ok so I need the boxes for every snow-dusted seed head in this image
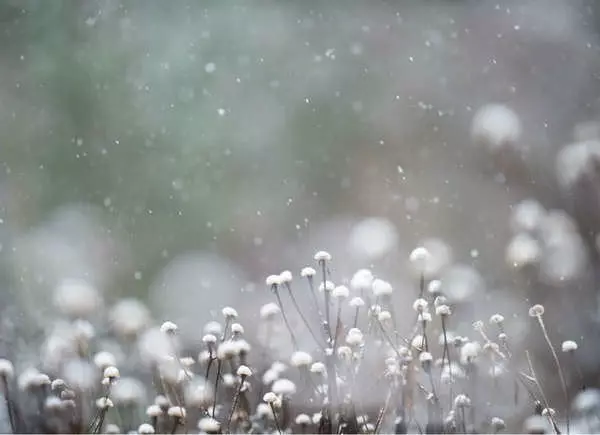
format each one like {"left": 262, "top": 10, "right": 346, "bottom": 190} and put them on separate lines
{"left": 409, "top": 246, "right": 432, "bottom": 272}
{"left": 377, "top": 311, "right": 391, "bottom": 322}
{"left": 542, "top": 408, "right": 556, "bottom": 417}
{"left": 310, "top": 362, "right": 326, "bottom": 374}
{"left": 411, "top": 335, "right": 425, "bottom": 352}
{"left": 202, "top": 334, "right": 217, "bottom": 345}
{"left": 460, "top": 342, "right": 481, "bottom": 364}
{"left": 419, "top": 352, "right": 433, "bottom": 364}
{"left": 337, "top": 346, "right": 352, "bottom": 359}
{"left": 231, "top": 323, "right": 244, "bottom": 335}
{"left": 266, "top": 274, "right": 282, "bottom": 287}
{"left": 412, "top": 298, "right": 428, "bottom": 313}
{"left": 435, "top": 304, "right": 451, "bottom": 316}
{"left": 96, "top": 397, "right": 114, "bottom": 409}
{"left": 491, "top": 417, "right": 505, "bottom": 431}
{"left": 346, "top": 328, "right": 364, "bottom": 346}
{"left": 350, "top": 269, "right": 374, "bottom": 291}
{"left": 222, "top": 306, "right": 238, "bottom": 319}
{"left": 418, "top": 312, "right": 432, "bottom": 323}
{"left": 0, "top": 359, "right": 14, "bottom": 379}
{"left": 138, "top": 423, "right": 155, "bottom": 434}
{"left": 300, "top": 267, "right": 316, "bottom": 278}
{"left": 51, "top": 378, "right": 65, "bottom": 391}
{"left": 272, "top": 378, "right": 296, "bottom": 396}
{"left": 263, "top": 392, "right": 278, "bottom": 404}
{"left": 295, "top": 413, "right": 311, "bottom": 425}
{"left": 291, "top": 351, "right": 313, "bottom": 368}
{"left": 562, "top": 340, "right": 578, "bottom": 353}
{"left": 203, "top": 321, "right": 222, "bottom": 336}
{"left": 93, "top": 351, "right": 117, "bottom": 370}
{"left": 160, "top": 321, "right": 178, "bottom": 334}
{"left": 427, "top": 280, "right": 442, "bottom": 294}
{"left": 372, "top": 279, "right": 393, "bottom": 296}
{"left": 332, "top": 285, "right": 350, "bottom": 299}
{"left": 314, "top": 250, "right": 332, "bottom": 262}
{"left": 168, "top": 406, "right": 186, "bottom": 419}
{"left": 454, "top": 394, "right": 471, "bottom": 408}
{"left": 489, "top": 314, "right": 505, "bottom": 325}
{"left": 198, "top": 417, "right": 221, "bottom": 433}
{"left": 217, "top": 341, "right": 238, "bottom": 360}
{"left": 472, "top": 320, "right": 484, "bottom": 331}
{"left": 236, "top": 365, "right": 252, "bottom": 378}
{"left": 279, "top": 270, "right": 293, "bottom": 283}
{"left": 529, "top": 304, "right": 545, "bottom": 317}
{"left": 470, "top": 103, "right": 521, "bottom": 151}
{"left": 103, "top": 366, "right": 120, "bottom": 381}
{"left": 146, "top": 404, "right": 163, "bottom": 417}
{"left": 260, "top": 302, "right": 280, "bottom": 319}
{"left": 319, "top": 280, "right": 335, "bottom": 292}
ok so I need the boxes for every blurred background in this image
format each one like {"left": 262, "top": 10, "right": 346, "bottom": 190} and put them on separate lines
{"left": 2, "top": 0, "right": 600, "bottom": 415}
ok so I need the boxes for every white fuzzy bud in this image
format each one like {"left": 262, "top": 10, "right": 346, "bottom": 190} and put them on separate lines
{"left": 160, "top": 321, "right": 178, "bottom": 334}
{"left": 319, "top": 281, "right": 335, "bottom": 292}
{"left": 266, "top": 274, "right": 282, "bottom": 287}
{"left": 300, "top": 267, "right": 316, "bottom": 277}
{"left": 167, "top": 406, "right": 186, "bottom": 418}
{"left": 279, "top": 270, "right": 293, "bottom": 283}
{"left": 412, "top": 298, "right": 428, "bottom": 313}
{"left": 291, "top": 351, "right": 313, "bottom": 368}
{"left": 310, "top": 362, "right": 326, "bottom": 374}
{"left": 435, "top": 305, "right": 451, "bottom": 316}
{"left": 529, "top": 304, "right": 545, "bottom": 317}
{"left": 295, "top": 413, "right": 311, "bottom": 425}
{"left": 0, "top": 359, "right": 14, "bottom": 379}
{"left": 562, "top": 340, "right": 578, "bottom": 352}
{"left": 349, "top": 296, "right": 365, "bottom": 307}
{"left": 103, "top": 366, "right": 120, "bottom": 380}
{"left": 138, "top": 423, "right": 155, "bottom": 434}
{"left": 222, "top": 306, "right": 238, "bottom": 319}
{"left": 409, "top": 247, "right": 431, "bottom": 272}
{"left": 314, "top": 251, "right": 332, "bottom": 262}
{"left": 333, "top": 285, "right": 349, "bottom": 299}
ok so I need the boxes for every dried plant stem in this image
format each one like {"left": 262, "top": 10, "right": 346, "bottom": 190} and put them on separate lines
{"left": 535, "top": 315, "right": 569, "bottom": 433}
{"left": 525, "top": 350, "right": 560, "bottom": 434}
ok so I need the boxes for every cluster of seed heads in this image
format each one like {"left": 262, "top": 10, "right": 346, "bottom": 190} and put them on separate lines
{"left": 0, "top": 248, "right": 588, "bottom": 434}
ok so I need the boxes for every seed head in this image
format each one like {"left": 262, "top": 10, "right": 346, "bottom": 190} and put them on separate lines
{"left": 160, "top": 321, "right": 178, "bottom": 334}
{"left": 222, "top": 306, "right": 238, "bottom": 319}
{"left": 412, "top": 298, "right": 428, "bottom": 313}
{"left": 314, "top": 250, "right": 332, "bottom": 262}
{"left": 237, "top": 365, "right": 252, "bottom": 377}
{"left": 103, "top": 366, "right": 120, "bottom": 381}
{"left": 528, "top": 304, "right": 545, "bottom": 317}
{"left": 300, "top": 267, "right": 316, "bottom": 278}
{"left": 349, "top": 296, "right": 365, "bottom": 307}
{"left": 409, "top": 246, "right": 431, "bottom": 272}
{"left": 291, "top": 351, "right": 313, "bottom": 368}
{"left": 138, "top": 423, "right": 155, "bottom": 434}
{"left": 0, "top": 359, "right": 14, "bottom": 379}
{"left": 266, "top": 274, "right": 282, "bottom": 287}
{"left": 333, "top": 285, "right": 349, "bottom": 299}
{"left": 562, "top": 340, "right": 578, "bottom": 353}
